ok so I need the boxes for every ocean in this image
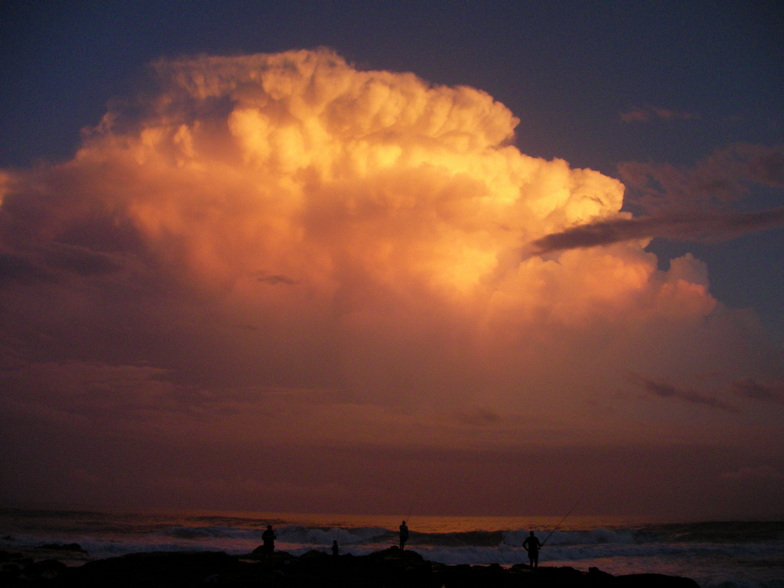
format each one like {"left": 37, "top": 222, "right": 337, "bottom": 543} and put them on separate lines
{"left": 1, "top": 508, "right": 782, "bottom": 588}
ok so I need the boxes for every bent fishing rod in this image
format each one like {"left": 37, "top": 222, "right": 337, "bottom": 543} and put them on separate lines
{"left": 542, "top": 498, "right": 581, "bottom": 546}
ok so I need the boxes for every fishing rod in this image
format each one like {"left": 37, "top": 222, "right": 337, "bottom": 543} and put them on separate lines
{"left": 398, "top": 505, "right": 413, "bottom": 550}
{"left": 542, "top": 498, "right": 581, "bottom": 546}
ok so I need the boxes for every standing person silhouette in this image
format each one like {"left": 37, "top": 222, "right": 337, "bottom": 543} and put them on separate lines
{"left": 399, "top": 520, "right": 409, "bottom": 550}
{"left": 261, "top": 524, "right": 276, "bottom": 554}
{"left": 522, "top": 530, "right": 542, "bottom": 569}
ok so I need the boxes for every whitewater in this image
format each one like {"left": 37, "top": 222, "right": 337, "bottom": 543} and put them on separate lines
{"left": 1, "top": 509, "right": 782, "bottom": 588}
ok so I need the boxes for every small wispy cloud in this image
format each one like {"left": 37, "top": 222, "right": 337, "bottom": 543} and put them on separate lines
{"left": 620, "top": 104, "right": 697, "bottom": 123}
{"left": 529, "top": 144, "right": 784, "bottom": 254}
{"left": 631, "top": 374, "right": 739, "bottom": 413}
{"left": 731, "top": 379, "right": 784, "bottom": 404}
{"left": 619, "top": 143, "right": 784, "bottom": 211}
{"left": 721, "top": 465, "right": 783, "bottom": 481}
{"left": 251, "top": 270, "right": 300, "bottom": 286}
{"left": 452, "top": 406, "right": 502, "bottom": 427}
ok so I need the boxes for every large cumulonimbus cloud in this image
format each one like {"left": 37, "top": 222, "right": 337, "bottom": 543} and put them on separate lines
{"left": 1, "top": 49, "right": 781, "bottom": 476}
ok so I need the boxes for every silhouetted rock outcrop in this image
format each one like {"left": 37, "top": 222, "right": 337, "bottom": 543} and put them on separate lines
{"left": 614, "top": 573, "right": 701, "bottom": 588}
{"left": 0, "top": 546, "right": 700, "bottom": 587}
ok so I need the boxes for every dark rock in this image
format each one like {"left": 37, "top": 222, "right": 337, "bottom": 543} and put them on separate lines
{"left": 589, "top": 566, "right": 613, "bottom": 578}
{"left": 0, "top": 553, "right": 68, "bottom": 586}
{"left": 63, "top": 551, "right": 238, "bottom": 588}
{"left": 21, "top": 558, "right": 68, "bottom": 583}
{"left": 0, "top": 551, "right": 24, "bottom": 563}
{"left": 0, "top": 547, "right": 700, "bottom": 588}
{"left": 1, "top": 562, "right": 21, "bottom": 577}
{"left": 616, "top": 573, "right": 700, "bottom": 588}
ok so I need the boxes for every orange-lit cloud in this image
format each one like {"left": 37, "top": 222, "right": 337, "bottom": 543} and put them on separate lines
{"left": 1, "top": 49, "right": 782, "bottom": 515}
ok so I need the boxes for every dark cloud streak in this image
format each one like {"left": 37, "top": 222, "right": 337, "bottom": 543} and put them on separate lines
{"left": 619, "top": 104, "right": 698, "bottom": 123}
{"left": 631, "top": 374, "right": 739, "bottom": 413}
{"left": 0, "top": 252, "right": 51, "bottom": 286}
{"left": 530, "top": 207, "right": 784, "bottom": 255}
{"left": 731, "top": 379, "right": 784, "bottom": 405}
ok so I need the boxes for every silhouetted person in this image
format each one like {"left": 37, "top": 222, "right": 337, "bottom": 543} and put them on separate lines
{"left": 262, "top": 525, "right": 276, "bottom": 554}
{"left": 399, "top": 520, "right": 409, "bottom": 550}
{"left": 523, "top": 530, "right": 542, "bottom": 568}
{"left": 331, "top": 539, "right": 339, "bottom": 556}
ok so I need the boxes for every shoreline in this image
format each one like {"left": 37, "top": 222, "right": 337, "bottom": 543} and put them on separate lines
{"left": 1, "top": 543, "right": 700, "bottom": 587}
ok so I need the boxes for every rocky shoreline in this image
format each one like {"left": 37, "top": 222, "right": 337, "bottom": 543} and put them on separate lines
{"left": 1, "top": 544, "right": 700, "bottom": 587}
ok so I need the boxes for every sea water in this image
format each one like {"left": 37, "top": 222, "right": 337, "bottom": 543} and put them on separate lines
{"left": 1, "top": 508, "right": 782, "bottom": 588}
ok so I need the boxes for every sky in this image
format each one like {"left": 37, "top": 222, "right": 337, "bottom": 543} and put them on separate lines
{"left": 1, "top": 1, "right": 783, "bottom": 520}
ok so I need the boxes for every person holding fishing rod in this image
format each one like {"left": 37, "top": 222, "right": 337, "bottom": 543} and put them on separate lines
{"left": 523, "top": 499, "right": 580, "bottom": 569}
{"left": 398, "top": 505, "right": 413, "bottom": 551}
{"left": 399, "top": 520, "right": 409, "bottom": 550}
